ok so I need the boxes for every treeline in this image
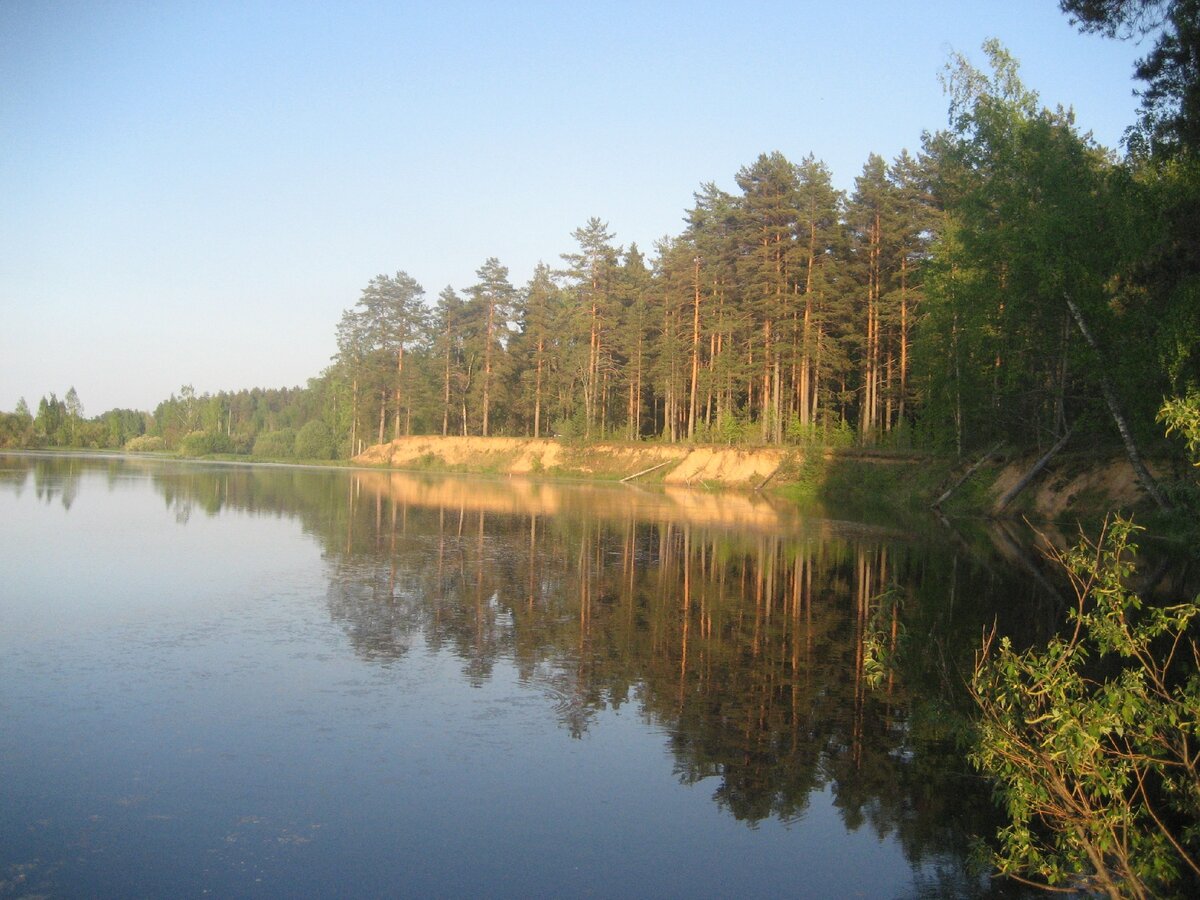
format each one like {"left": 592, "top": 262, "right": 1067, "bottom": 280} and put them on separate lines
{"left": 0, "top": 382, "right": 337, "bottom": 460}
{"left": 4, "top": 39, "right": 1197, "bottom": 465}
{"left": 146, "top": 383, "right": 338, "bottom": 459}
{"left": 323, "top": 45, "right": 1197, "bottom": 460}
{"left": 0, "top": 389, "right": 148, "bottom": 451}
{"left": 330, "top": 150, "right": 936, "bottom": 453}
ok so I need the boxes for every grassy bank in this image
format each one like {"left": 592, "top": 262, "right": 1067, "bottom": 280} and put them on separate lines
{"left": 774, "top": 451, "right": 951, "bottom": 525}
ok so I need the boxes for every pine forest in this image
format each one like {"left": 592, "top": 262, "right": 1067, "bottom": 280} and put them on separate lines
{"left": 4, "top": 35, "right": 1199, "bottom": 479}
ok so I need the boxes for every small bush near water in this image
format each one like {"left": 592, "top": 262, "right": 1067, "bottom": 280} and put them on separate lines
{"left": 179, "top": 430, "right": 235, "bottom": 457}
{"left": 294, "top": 420, "right": 336, "bottom": 460}
{"left": 252, "top": 428, "right": 296, "bottom": 459}
{"left": 124, "top": 434, "right": 165, "bottom": 453}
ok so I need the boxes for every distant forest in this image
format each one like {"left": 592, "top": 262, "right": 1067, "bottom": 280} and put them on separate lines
{"left": 4, "top": 33, "right": 1199, "bottom": 465}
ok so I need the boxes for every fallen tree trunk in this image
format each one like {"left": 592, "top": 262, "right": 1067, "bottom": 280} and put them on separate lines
{"left": 1064, "top": 294, "right": 1172, "bottom": 512}
{"left": 754, "top": 462, "right": 785, "bottom": 493}
{"left": 620, "top": 461, "right": 672, "bottom": 483}
{"left": 932, "top": 442, "right": 1003, "bottom": 510}
{"left": 994, "top": 427, "right": 1074, "bottom": 515}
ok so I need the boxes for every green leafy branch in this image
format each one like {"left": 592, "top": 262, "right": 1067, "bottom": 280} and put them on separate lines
{"left": 1159, "top": 392, "right": 1200, "bottom": 466}
{"left": 970, "top": 517, "right": 1200, "bottom": 898}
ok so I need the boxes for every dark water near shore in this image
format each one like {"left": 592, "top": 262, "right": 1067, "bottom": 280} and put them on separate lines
{"left": 0, "top": 452, "right": 1072, "bottom": 897}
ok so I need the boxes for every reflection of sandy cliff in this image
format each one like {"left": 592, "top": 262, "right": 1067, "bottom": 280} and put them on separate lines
{"left": 350, "top": 469, "right": 807, "bottom": 534}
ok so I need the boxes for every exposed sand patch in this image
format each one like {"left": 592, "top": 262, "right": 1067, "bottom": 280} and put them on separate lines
{"left": 353, "top": 436, "right": 785, "bottom": 487}
{"left": 664, "top": 447, "right": 786, "bottom": 485}
{"left": 988, "top": 463, "right": 1024, "bottom": 504}
{"left": 987, "top": 454, "right": 1157, "bottom": 518}
{"left": 356, "top": 436, "right": 557, "bottom": 470}
{"left": 1032, "top": 459, "right": 1145, "bottom": 519}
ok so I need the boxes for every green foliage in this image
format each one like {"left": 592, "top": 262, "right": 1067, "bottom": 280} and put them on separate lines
{"left": 1061, "top": 0, "right": 1200, "bottom": 156}
{"left": 551, "top": 409, "right": 587, "bottom": 444}
{"left": 862, "top": 586, "right": 905, "bottom": 689}
{"left": 784, "top": 417, "right": 819, "bottom": 446}
{"left": 1160, "top": 392, "right": 1200, "bottom": 463}
{"left": 1158, "top": 393, "right": 1200, "bottom": 519}
{"left": 0, "top": 413, "right": 30, "bottom": 447}
{"left": 179, "top": 430, "right": 235, "bottom": 457}
{"left": 826, "top": 419, "right": 857, "bottom": 449}
{"left": 921, "top": 41, "right": 1150, "bottom": 452}
{"left": 971, "top": 518, "right": 1200, "bottom": 897}
{"left": 34, "top": 393, "right": 66, "bottom": 445}
{"left": 252, "top": 428, "right": 296, "bottom": 459}
{"left": 783, "top": 416, "right": 858, "bottom": 449}
{"left": 98, "top": 408, "right": 147, "bottom": 448}
{"left": 713, "top": 414, "right": 754, "bottom": 446}
{"left": 0, "top": 399, "right": 34, "bottom": 448}
{"left": 294, "top": 419, "right": 336, "bottom": 460}
{"left": 125, "top": 434, "right": 166, "bottom": 453}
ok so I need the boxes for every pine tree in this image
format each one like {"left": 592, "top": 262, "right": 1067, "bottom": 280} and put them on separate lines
{"left": 432, "top": 287, "right": 466, "bottom": 436}
{"left": 514, "top": 263, "right": 561, "bottom": 438}
{"left": 887, "top": 149, "right": 941, "bottom": 430}
{"left": 335, "top": 307, "right": 370, "bottom": 455}
{"left": 561, "top": 218, "right": 620, "bottom": 438}
{"left": 734, "top": 152, "right": 802, "bottom": 443}
{"left": 685, "top": 183, "right": 742, "bottom": 436}
{"left": 613, "top": 245, "right": 654, "bottom": 440}
{"left": 467, "top": 258, "right": 516, "bottom": 437}
{"left": 791, "top": 156, "right": 844, "bottom": 434}
{"left": 355, "top": 272, "right": 426, "bottom": 440}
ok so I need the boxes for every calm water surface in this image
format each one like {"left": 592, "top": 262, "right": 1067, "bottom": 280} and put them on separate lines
{"left": 0, "top": 453, "right": 1056, "bottom": 898}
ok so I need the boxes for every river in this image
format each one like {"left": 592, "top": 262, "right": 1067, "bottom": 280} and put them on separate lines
{"left": 0, "top": 452, "right": 1065, "bottom": 897}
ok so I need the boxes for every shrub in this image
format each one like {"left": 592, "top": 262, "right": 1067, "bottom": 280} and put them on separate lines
{"left": 252, "top": 428, "right": 296, "bottom": 459}
{"left": 824, "top": 418, "right": 856, "bottom": 449}
{"left": 552, "top": 410, "right": 586, "bottom": 443}
{"left": 0, "top": 412, "right": 34, "bottom": 448}
{"left": 971, "top": 518, "right": 1200, "bottom": 897}
{"left": 179, "top": 430, "right": 235, "bottom": 456}
{"left": 294, "top": 420, "right": 336, "bottom": 460}
{"left": 715, "top": 414, "right": 754, "bottom": 446}
{"left": 124, "top": 434, "right": 166, "bottom": 453}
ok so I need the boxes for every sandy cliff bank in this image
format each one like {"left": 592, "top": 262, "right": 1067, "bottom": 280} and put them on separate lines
{"left": 353, "top": 436, "right": 786, "bottom": 487}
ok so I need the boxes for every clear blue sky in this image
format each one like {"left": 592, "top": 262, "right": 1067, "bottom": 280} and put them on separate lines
{"left": 1, "top": 0, "right": 1148, "bottom": 414}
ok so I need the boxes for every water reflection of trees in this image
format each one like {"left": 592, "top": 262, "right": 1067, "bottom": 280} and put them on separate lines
{"left": 5, "top": 454, "right": 1061, "bottom": 893}
{"left": 319, "top": 469, "right": 1059, "bottom": 885}
{"left": 0, "top": 452, "right": 86, "bottom": 508}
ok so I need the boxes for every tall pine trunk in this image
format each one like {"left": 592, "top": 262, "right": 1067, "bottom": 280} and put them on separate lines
{"left": 400, "top": 345, "right": 410, "bottom": 441}
{"left": 533, "top": 337, "right": 544, "bottom": 439}
{"left": 482, "top": 300, "right": 495, "bottom": 437}
{"left": 688, "top": 256, "right": 702, "bottom": 440}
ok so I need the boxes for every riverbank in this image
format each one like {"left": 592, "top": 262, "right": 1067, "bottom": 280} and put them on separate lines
{"left": 12, "top": 439, "right": 1169, "bottom": 523}
{"left": 351, "top": 436, "right": 1168, "bottom": 524}
{"left": 352, "top": 435, "right": 787, "bottom": 487}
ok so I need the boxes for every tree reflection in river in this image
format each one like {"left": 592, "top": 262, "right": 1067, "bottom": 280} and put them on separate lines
{"left": 310, "top": 467, "right": 1059, "bottom": 886}
{"left": 0, "top": 453, "right": 1065, "bottom": 895}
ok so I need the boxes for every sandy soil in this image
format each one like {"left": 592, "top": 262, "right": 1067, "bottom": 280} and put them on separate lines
{"left": 353, "top": 436, "right": 785, "bottom": 487}
{"left": 663, "top": 447, "right": 786, "bottom": 485}
{"left": 355, "top": 436, "right": 1158, "bottom": 520}
{"left": 355, "top": 435, "right": 561, "bottom": 469}
{"left": 989, "top": 454, "right": 1152, "bottom": 518}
